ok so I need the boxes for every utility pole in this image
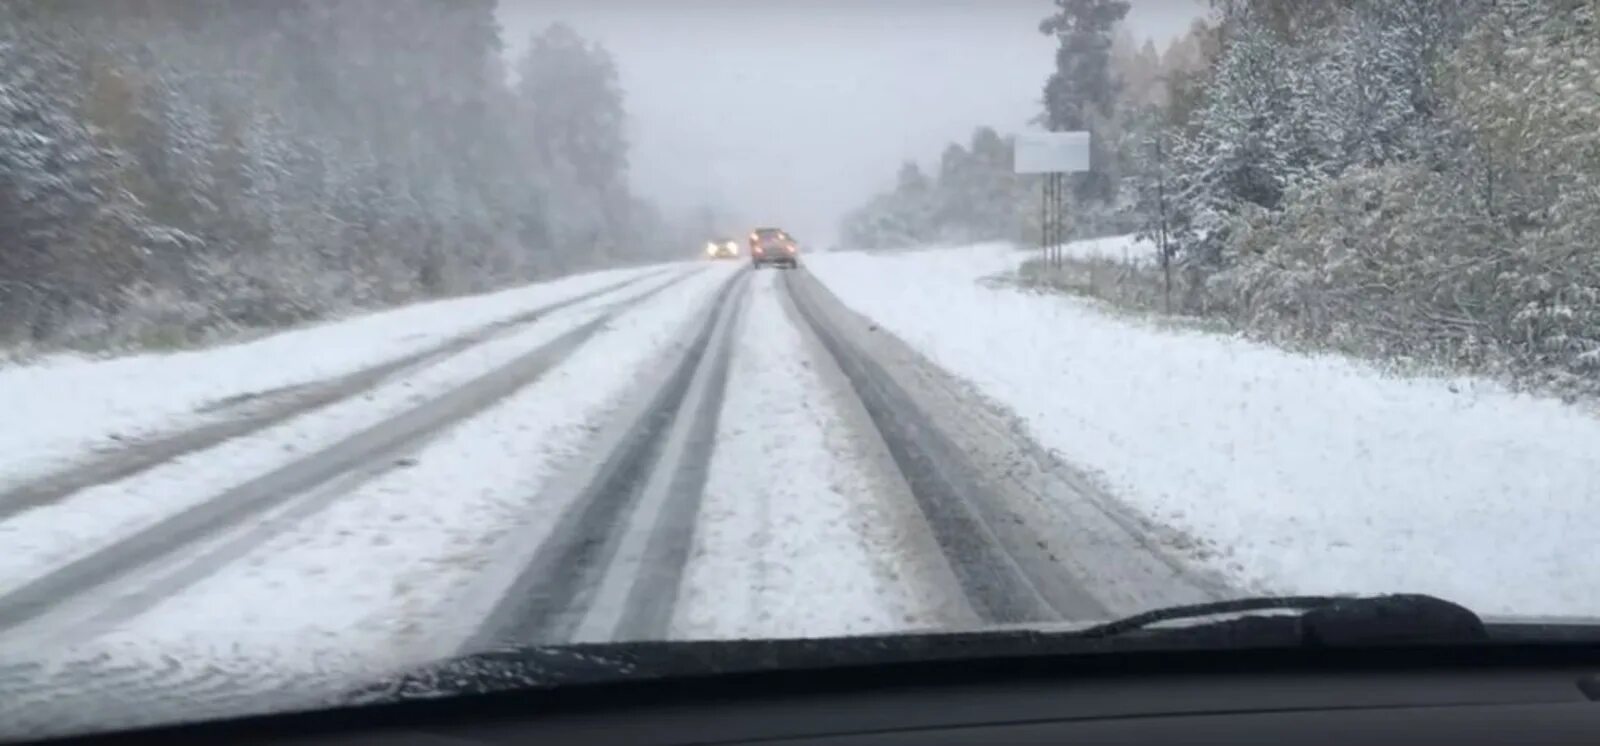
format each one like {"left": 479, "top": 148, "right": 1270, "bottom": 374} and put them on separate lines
{"left": 1154, "top": 133, "right": 1172, "bottom": 313}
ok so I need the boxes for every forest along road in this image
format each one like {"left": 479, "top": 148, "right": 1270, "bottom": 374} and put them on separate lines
{"left": 468, "top": 265, "right": 1230, "bottom": 650}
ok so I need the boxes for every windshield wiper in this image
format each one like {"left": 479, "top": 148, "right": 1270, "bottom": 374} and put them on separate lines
{"left": 1065, "top": 593, "right": 1488, "bottom": 646}
{"left": 354, "top": 595, "right": 1491, "bottom": 705}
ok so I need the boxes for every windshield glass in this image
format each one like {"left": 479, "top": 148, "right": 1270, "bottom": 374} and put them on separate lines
{"left": 2, "top": 0, "right": 1598, "bottom": 738}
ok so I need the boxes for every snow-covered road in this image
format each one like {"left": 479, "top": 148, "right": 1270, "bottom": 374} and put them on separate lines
{"left": 80, "top": 268, "right": 740, "bottom": 657}
{"left": 673, "top": 270, "right": 962, "bottom": 640}
{"left": 0, "top": 249, "right": 1207, "bottom": 664}
{"left": 806, "top": 241, "right": 1600, "bottom": 618}
{"left": 0, "top": 263, "right": 672, "bottom": 487}
{"left": 3, "top": 240, "right": 1599, "bottom": 737}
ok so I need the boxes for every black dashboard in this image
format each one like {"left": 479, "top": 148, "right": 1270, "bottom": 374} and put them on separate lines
{"left": 40, "top": 641, "right": 1600, "bottom": 746}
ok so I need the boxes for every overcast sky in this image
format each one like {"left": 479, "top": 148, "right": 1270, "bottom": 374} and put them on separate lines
{"left": 497, "top": 0, "right": 1208, "bottom": 245}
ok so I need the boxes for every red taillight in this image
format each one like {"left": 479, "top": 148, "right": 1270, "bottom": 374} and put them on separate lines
{"left": 754, "top": 246, "right": 764, "bottom": 254}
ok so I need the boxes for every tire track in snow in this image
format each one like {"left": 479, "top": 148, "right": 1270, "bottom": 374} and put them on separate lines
{"left": 672, "top": 269, "right": 973, "bottom": 640}
{"left": 781, "top": 268, "right": 1228, "bottom": 623}
{"left": 466, "top": 268, "right": 752, "bottom": 649}
{"left": 0, "top": 269, "right": 673, "bottom": 523}
{"left": 604, "top": 274, "right": 747, "bottom": 642}
{"left": 783, "top": 269, "right": 1106, "bottom": 625}
{"left": 0, "top": 271, "right": 698, "bottom": 640}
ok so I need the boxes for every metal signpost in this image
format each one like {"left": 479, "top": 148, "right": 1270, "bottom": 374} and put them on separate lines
{"left": 1014, "top": 131, "right": 1090, "bottom": 268}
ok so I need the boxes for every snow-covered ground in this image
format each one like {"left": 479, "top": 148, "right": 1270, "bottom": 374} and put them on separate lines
{"left": 805, "top": 242, "right": 1600, "bottom": 618}
{"left": 0, "top": 263, "right": 669, "bottom": 485}
{"left": 1058, "top": 233, "right": 1157, "bottom": 264}
{"left": 673, "top": 271, "right": 945, "bottom": 640}
{"left": 86, "top": 266, "right": 741, "bottom": 660}
{"left": 0, "top": 272, "right": 708, "bottom": 593}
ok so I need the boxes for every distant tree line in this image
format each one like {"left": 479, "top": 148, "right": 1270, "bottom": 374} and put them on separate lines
{"left": 0, "top": 1, "right": 660, "bottom": 350}
{"left": 841, "top": 1, "right": 1213, "bottom": 250}
{"left": 839, "top": 126, "right": 1023, "bottom": 249}
{"left": 845, "top": 0, "right": 1600, "bottom": 396}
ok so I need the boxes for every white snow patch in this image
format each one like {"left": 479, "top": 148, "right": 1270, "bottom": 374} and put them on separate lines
{"left": 806, "top": 243, "right": 1600, "bottom": 618}
{"left": 1059, "top": 234, "right": 1157, "bottom": 264}
{"left": 0, "top": 273, "right": 694, "bottom": 592}
{"left": 674, "top": 270, "right": 933, "bottom": 640}
{"left": 870, "top": 235, "right": 1151, "bottom": 271}
{"left": 0, "top": 263, "right": 672, "bottom": 485}
{"left": 92, "top": 267, "right": 739, "bottom": 659}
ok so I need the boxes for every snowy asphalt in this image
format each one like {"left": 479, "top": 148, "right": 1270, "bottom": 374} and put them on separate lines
{"left": 0, "top": 268, "right": 672, "bottom": 524}
{"left": 0, "top": 255, "right": 1226, "bottom": 732}
{"left": 0, "top": 270, "right": 697, "bottom": 644}
{"left": 4, "top": 242, "right": 1600, "bottom": 739}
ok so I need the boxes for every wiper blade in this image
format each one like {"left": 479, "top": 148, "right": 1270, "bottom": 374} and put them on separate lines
{"left": 1068, "top": 595, "right": 1355, "bottom": 637}
{"left": 354, "top": 596, "right": 1498, "bottom": 706}
{"left": 1066, "top": 593, "right": 1488, "bottom": 645}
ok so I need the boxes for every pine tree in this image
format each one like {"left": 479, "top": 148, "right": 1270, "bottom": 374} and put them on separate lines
{"left": 515, "top": 23, "right": 632, "bottom": 261}
{"left": 1170, "top": 17, "right": 1300, "bottom": 263}
{"left": 1039, "top": 0, "right": 1131, "bottom": 205}
{"left": 1, "top": 1, "right": 669, "bottom": 346}
{"left": 0, "top": 25, "right": 159, "bottom": 340}
{"left": 966, "top": 127, "right": 1022, "bottom": 241}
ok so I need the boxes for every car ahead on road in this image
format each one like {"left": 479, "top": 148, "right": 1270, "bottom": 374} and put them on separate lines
{"left": 705, "top": 237, "right": 739, "bottom": 260}
{"left": 749, "top": 227, "right": 799, "bottom": 269}
{"left": 704, "top": 240, "right": 739, "bottom": 264}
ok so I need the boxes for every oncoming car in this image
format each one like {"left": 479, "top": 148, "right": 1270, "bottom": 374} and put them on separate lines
{"left": 748, "top": 227, "right": 799, "bottom": 269}
{"left": 704, "top": 238, "right": 739, "bottom": 260}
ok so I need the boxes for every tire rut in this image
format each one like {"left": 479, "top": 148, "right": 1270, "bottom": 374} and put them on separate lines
{"left": 0, "top": 271, "right": 697, "bottom": 638}
{"left": 780, "top": 270, "right": 1080, "bottom": 625}
{"left": 610, "top": 273, "right": 748, "bottom": 641}
{"left": 466, "top": 268, "right": 751, "bottom": 650}
{"left": 780, "top": 268, "right": 1229, "bottom": 624}
{"left": 0, "top": 269, "right": 674, "bottom": 523}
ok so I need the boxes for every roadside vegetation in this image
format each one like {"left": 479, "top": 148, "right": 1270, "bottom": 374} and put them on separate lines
{"left": 846, "top": 0, "right": 1600, "bottom": 399}
{"left": 1, "top": 3, "right": 681, "bottom": 356}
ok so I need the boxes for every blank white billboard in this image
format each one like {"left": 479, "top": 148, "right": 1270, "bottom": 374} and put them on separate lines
{"left": 1014, "top": 131, "right": 1091, "bottom": 174}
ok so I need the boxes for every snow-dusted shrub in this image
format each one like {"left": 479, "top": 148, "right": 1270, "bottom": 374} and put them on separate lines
{"left": 1224, "top": 160, "right": 1600, "bottom": 396}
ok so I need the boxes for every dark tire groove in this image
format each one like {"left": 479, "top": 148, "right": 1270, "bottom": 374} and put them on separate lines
{"left": 611, "top": 278, "right": 749, "bottom": 641}
{"left": 0, "top": 269, "right": 674, "bottom": 522}
{"left": 781, "top": 270, "right": 1092, "bottom": 625}
{"left": 467, "top": 269, "right": 751, "bottom": 650}
{"left": 0, "top": 271, "right": 696, "bottom": 636}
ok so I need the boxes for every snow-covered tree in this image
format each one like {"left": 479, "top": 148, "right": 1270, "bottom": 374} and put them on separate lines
{"left": 1195, "top": 0, "right": 1599, "bottom": 394}
{"left": 0, "top": 2, "right": 669, "bottom": 347}
{"left": 1167, "top": 17, "right": 1302, "bottom": 263}
{"left": 515, "top": 23, "right": 637, "bottom": 263}
{"left": 1442, "top": 0, "right": 1600, "bottom": 383}
{"left": 1040, "top": 0, "right": 1131, "bottom": 132}
{"left": 1039, "top": 0, "right": 1131, "bottom": 206}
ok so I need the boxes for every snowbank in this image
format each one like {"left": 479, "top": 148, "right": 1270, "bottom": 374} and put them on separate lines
{"left": 1059, "top": 234, "right": 1156, "bottom": 264}
{"left": 805, "top": 243, "right": 1600, "bottom": 618}
{"left": 0, "top": 263, "right": 671, "bottom": 484}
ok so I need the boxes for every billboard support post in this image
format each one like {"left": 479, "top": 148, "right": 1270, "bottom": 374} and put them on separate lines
{"left": 1014, "top": 131, "right": 1091, "bottom": 269}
